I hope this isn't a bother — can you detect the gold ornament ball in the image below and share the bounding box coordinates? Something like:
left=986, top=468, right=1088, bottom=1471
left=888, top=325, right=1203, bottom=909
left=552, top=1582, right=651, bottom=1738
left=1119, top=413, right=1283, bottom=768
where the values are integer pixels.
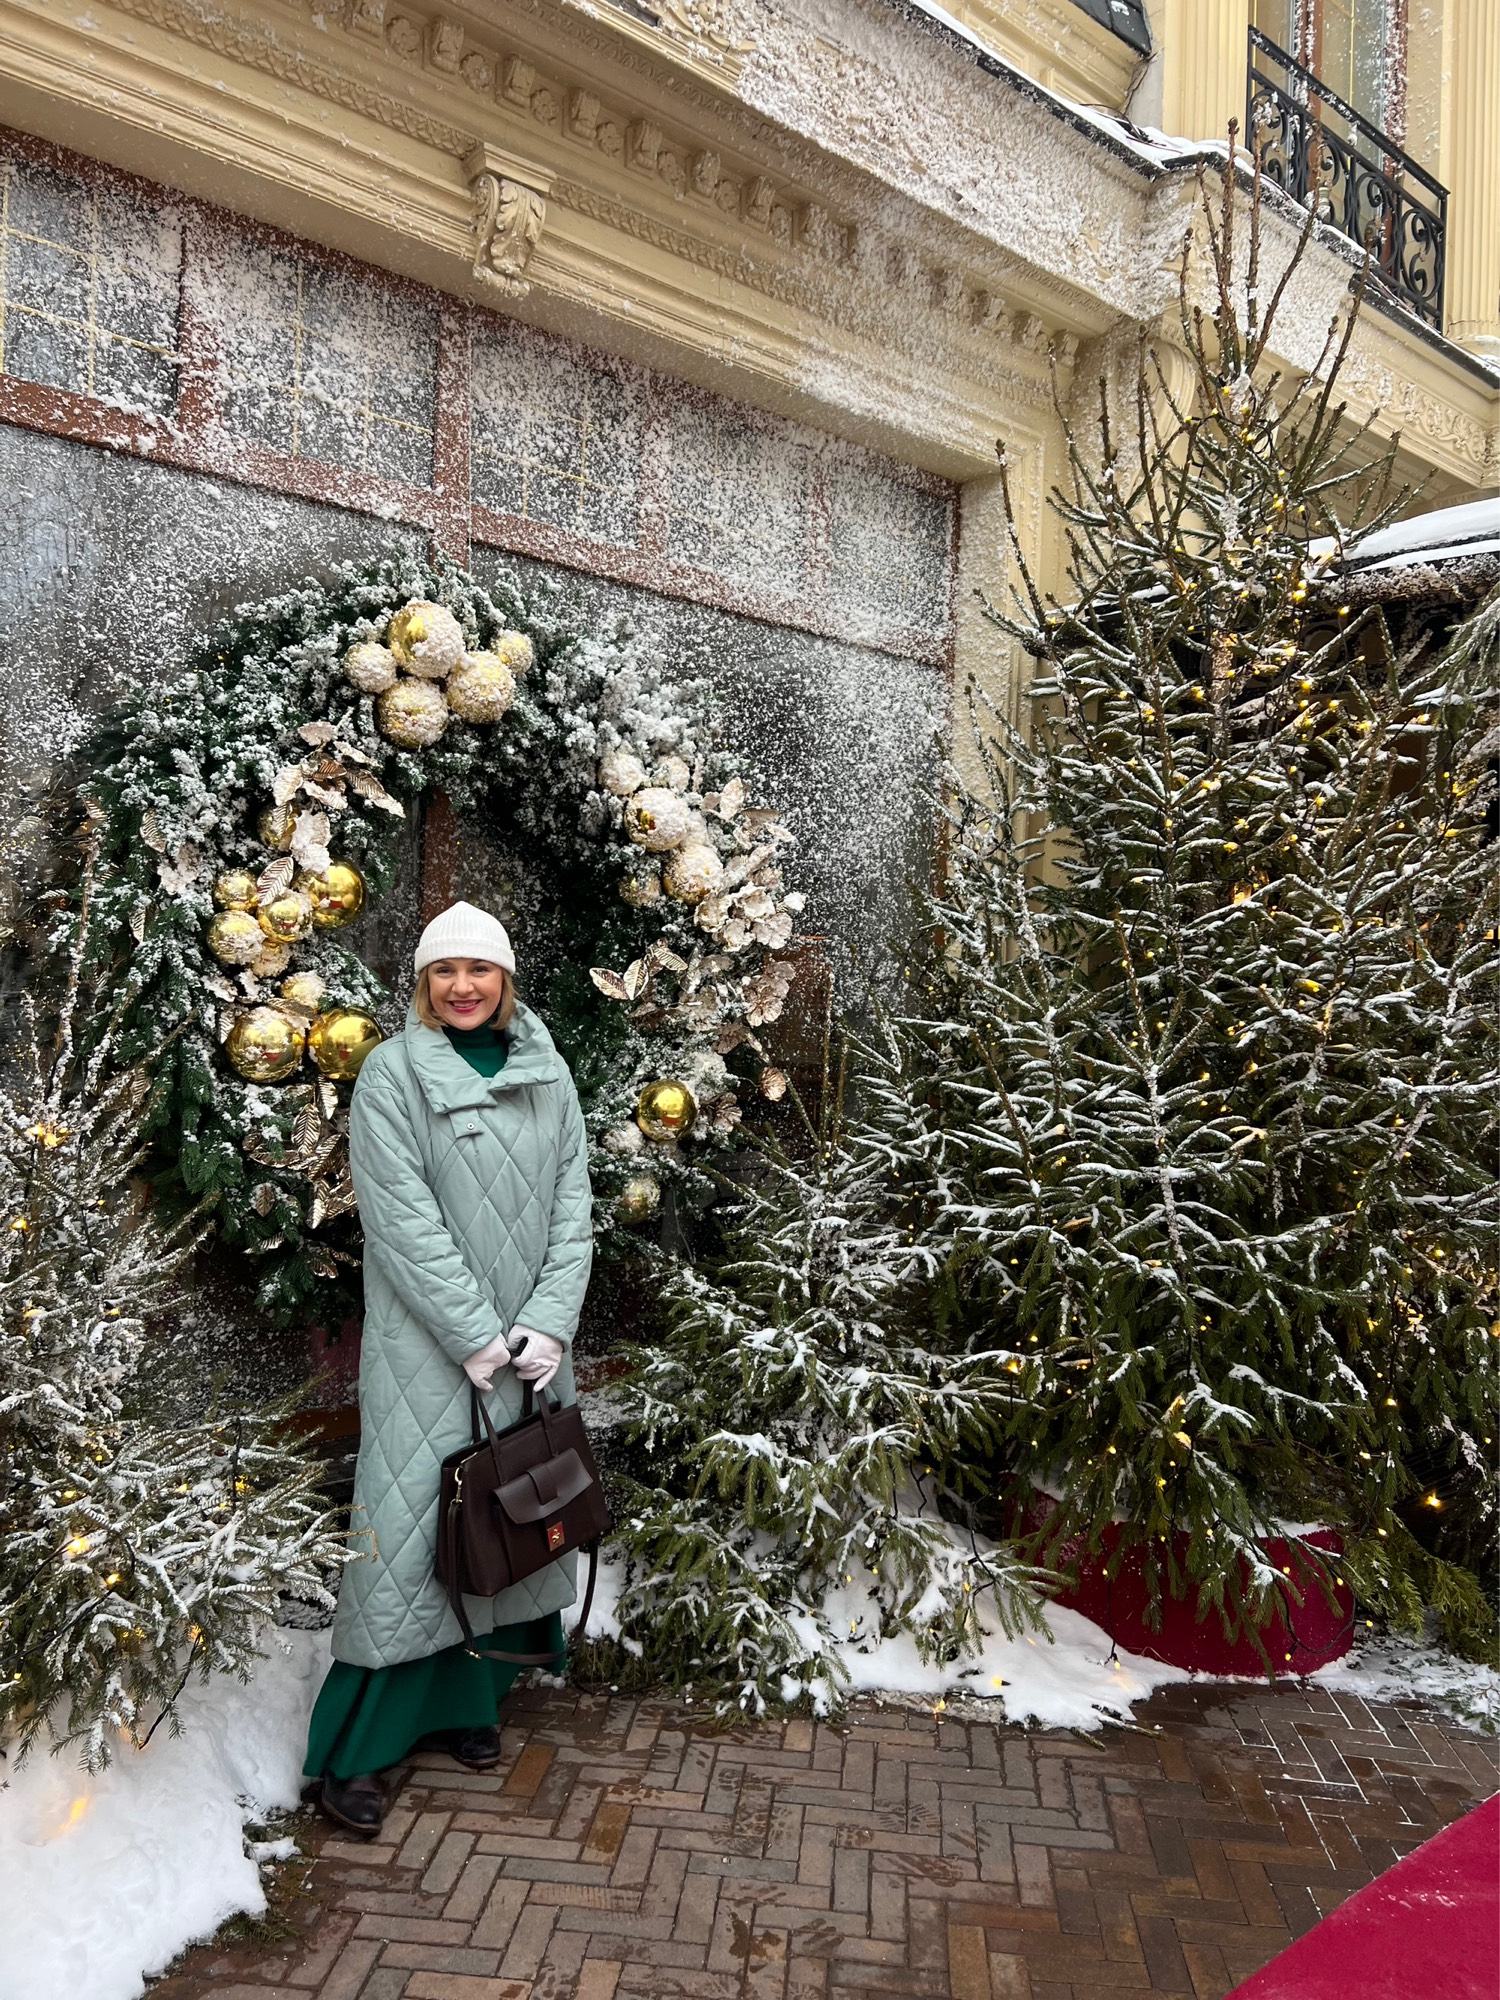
left=616, top=1174, right=661, bottom=1225
left=386, top=599, right=465, bottom=678
left=258, top=804, right=296, bottom=853
left=620, top=869, right=661, bottom=908
left=249, top=937, right=292, bottom=979
left=377, top=678, right=449, bottom=749
left=296, top=859, right=366, bottom=929
left=281, top=971, right=327, bottom=1010
left=206, top=909, right=265, bottom=966
left=490, top=629, right=535, bottom=677
left=309, top=1008, right=384, bottom=1080
left=635, top=1078, right=698, bottom=1142
left=447, top=654, right=517, bottom=724
left=226, top=1006, right=305, bottom=1083
left=342, top=640, right=398, bottom=693
left=625, top=787, right=691, bottom=853
left=663, top=840, right=725, bottom=906
left=257, top=887, right=315, bottom=944
left=213, top=868, right=259, bottom=911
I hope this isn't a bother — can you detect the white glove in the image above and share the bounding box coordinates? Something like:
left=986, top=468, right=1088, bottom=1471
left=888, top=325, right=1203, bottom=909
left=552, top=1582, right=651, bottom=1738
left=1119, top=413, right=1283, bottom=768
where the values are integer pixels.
left=509, top=1328, right=565, bottom=1392
left=462, top=1330, right=512, bottom=1391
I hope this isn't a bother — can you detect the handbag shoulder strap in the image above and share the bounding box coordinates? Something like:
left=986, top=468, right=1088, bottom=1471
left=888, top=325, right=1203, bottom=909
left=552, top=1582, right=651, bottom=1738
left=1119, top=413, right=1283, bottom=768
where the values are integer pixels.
left=447, top=1539, right=601, bottom=1667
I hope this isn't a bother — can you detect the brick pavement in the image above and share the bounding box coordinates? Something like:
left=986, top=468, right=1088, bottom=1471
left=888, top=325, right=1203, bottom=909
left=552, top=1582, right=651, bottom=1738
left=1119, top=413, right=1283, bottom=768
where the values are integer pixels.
left=152, top=1679, right=1497, bottom=2000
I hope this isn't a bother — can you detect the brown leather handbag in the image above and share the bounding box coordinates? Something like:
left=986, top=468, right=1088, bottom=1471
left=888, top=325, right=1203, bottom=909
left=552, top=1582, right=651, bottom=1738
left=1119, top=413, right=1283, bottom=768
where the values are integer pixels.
left=436, top=1383, right=611, bottom=1663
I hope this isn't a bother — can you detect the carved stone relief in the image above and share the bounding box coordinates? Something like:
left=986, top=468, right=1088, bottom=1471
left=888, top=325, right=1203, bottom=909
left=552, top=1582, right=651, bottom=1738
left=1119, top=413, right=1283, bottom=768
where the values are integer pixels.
left=464, top=146, right=554, bottom=300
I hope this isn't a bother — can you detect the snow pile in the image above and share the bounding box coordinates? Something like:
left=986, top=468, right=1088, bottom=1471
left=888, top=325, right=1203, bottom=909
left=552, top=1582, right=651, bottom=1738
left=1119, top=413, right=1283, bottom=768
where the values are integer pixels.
left=0, top=1627, right=330, bottom=2000
left=816, top=1583, right=1190, bottom=1729
left=574, top=1551, right=1188, bottom=1731
left=1317, top=1632, right=1500, bottom=1735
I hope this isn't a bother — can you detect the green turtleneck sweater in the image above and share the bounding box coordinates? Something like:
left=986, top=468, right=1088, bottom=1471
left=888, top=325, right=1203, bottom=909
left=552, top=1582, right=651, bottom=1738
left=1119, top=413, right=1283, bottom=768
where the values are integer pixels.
left=442, top=1021, right=510, bottom=1078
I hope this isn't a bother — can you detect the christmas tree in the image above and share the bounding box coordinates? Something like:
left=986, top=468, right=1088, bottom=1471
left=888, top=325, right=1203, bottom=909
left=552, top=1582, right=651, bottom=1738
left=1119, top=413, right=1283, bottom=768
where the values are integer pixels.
left=613, top=147, right=1497, bottom=1691
left=611, top=1045, right=1045, bottom=1716
left=881, top=149, right=1499, bottom=1651
left=0, top=830, right=345, bottom=1767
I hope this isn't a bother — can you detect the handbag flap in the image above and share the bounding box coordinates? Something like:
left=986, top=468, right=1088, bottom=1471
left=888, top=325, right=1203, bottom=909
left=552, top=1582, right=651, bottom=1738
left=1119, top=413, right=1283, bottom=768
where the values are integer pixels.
left=495, top=1448, right=592, bottom=1523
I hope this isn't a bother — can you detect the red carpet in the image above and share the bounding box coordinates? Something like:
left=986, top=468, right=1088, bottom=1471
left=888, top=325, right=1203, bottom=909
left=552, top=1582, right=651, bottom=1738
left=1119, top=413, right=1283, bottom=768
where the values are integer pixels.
left=1228, top=1790, right=1500, bottom=1999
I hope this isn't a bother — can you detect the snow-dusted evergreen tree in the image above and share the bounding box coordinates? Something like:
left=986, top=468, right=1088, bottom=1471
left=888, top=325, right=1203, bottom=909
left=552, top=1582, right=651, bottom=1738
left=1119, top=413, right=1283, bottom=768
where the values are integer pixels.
left=877, top=150, right=1500, bottom=1650
left=0, top=833, right=345, bottom=1766
left=612, top=1049, right=1045, bottom=1715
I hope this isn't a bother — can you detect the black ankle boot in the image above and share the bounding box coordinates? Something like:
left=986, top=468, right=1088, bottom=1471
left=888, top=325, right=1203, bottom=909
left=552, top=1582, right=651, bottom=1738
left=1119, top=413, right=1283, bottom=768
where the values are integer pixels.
left=320, top=1770, right=386, bottom=1835
left=447, top=1725, right=502, bottom=1771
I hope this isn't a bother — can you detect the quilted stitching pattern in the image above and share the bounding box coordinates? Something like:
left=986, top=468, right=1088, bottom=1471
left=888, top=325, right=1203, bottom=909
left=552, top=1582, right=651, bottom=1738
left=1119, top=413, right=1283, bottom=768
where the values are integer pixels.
left=332, top=1002, right=593, bottom=1670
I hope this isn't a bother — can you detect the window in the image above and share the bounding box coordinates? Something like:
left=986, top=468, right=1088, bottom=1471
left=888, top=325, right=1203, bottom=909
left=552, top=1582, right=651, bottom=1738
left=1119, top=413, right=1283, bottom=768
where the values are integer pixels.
left=1249, top=0, right=1403, bottom=140
left=1068, top=0, right=1151, bottom=58
left=1247, top=3, right=1441, bottom=326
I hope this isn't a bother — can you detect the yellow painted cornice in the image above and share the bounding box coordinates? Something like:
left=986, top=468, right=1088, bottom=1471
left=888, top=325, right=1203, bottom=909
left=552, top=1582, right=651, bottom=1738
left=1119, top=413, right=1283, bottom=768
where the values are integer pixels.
left=0, top=0, right=1490, bottom=490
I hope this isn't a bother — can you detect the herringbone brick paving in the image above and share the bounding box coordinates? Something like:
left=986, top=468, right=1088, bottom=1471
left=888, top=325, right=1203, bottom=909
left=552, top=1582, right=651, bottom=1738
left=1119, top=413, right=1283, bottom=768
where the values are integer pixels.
left=153, top=1678, right=1497, bottom=2000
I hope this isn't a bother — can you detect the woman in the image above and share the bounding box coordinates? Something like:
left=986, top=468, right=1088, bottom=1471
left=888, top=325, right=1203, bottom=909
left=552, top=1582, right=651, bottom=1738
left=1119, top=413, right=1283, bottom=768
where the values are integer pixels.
left=304, top=899, right=593, bottom=1834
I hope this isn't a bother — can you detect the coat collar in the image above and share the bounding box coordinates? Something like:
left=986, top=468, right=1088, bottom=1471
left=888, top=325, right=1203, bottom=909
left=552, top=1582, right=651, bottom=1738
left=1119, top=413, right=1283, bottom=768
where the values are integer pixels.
left=402, top=998, right=561, bottom=1113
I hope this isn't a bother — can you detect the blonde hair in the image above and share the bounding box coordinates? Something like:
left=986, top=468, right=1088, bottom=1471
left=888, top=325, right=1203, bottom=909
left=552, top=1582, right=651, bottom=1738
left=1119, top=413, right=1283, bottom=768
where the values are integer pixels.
left=414, top=964, right=516, bottom=1032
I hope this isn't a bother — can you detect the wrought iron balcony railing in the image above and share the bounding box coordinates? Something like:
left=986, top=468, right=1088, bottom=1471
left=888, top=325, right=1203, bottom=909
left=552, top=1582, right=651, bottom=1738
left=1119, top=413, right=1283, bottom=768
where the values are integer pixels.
left=1246, top=26, right=1448, bottom=329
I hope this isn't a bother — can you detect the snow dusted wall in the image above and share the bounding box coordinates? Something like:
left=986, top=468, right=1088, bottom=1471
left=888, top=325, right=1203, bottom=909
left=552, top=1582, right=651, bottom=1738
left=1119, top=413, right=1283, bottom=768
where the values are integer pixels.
left=474, top=551, right=946, bottom=992
left=0, top=128, right=955, bottom=998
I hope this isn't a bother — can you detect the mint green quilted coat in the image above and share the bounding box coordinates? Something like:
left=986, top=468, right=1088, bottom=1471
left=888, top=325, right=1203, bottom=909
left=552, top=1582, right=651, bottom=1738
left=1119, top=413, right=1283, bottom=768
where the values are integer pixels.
left=333, top=1000, right=594, bottom=1669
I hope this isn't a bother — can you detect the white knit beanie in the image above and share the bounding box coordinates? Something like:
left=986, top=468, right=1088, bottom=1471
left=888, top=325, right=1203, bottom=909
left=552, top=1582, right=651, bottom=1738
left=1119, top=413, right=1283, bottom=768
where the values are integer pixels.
left=413, top=900, right=516, bottom=975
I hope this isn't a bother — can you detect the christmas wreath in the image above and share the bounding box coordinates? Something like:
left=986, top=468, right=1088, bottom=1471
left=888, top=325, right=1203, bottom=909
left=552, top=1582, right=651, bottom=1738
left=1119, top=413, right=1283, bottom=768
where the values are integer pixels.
left=72, top=556, right=807, bottom=1321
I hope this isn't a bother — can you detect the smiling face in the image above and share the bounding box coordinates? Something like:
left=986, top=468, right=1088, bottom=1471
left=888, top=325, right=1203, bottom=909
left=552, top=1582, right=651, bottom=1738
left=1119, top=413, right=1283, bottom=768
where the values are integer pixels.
left=424, top=957, right=508, bottom=1030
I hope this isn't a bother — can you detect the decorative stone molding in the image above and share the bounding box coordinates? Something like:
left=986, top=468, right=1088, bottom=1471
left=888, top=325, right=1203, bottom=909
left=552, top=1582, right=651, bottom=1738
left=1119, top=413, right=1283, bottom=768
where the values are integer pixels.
left=427, top=15, right=463, bottom=74
left=652, top=0, right=756, bottom=70
left=11, top=0, right=1485, bottom=486
left=386, top=15, right=422, bottom=60
left=463, top=144, right=554, bottom=299
left=567, top=89, right=601, bottom=142
left=347, top=0, right=386, bottom=41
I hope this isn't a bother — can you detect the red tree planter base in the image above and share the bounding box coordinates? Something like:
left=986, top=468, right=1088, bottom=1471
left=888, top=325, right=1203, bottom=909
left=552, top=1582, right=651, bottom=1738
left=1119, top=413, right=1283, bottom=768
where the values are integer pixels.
left=1031, top=1496, right=1355, bottom=1677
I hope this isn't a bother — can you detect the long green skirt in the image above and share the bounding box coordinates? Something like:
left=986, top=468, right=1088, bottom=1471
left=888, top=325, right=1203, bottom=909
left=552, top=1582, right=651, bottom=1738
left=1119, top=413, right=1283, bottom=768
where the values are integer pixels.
left=304, top=1612, right=565, bottom=1780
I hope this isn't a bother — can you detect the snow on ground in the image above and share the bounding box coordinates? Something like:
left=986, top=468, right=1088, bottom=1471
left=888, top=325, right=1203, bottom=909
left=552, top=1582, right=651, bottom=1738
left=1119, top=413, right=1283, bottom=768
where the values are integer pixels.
left=824, top=1587, right=1191, bottom=1729
left=4, top=1584, right=1492, bottom=2000
left=0, top=1626, right=331, bottom=2000
left=1315, top=1632, right=1500, bottom=1735
left=574, top=1555, right=1190, bottom=1731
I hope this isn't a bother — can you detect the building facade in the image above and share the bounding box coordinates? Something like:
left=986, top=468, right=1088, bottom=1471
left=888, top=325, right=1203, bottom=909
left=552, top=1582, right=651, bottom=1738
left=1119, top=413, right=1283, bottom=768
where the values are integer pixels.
left=0, top=0, right=1495, bottom=930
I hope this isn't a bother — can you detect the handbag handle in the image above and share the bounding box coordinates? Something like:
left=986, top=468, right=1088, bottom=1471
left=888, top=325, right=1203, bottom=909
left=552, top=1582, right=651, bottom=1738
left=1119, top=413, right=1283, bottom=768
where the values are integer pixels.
left=469, top=1382, right=561, bottom=1459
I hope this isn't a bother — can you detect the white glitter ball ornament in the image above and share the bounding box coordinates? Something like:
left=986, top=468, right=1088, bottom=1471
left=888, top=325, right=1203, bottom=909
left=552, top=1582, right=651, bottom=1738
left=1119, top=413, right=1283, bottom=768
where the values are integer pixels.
left=654, top=754, right=692, bottom=792
left=664, top=840, right=725, bottom=904
left=625, top=786, right=692, bottom=852
left=342, top=641, right=398, bottom=693
left=599, top=747, right=648, bottom=797
left=602, top=1123, right=646, bottom=1157
left=377, top=679, right=450, bottom=748
left=386, top=600, right=465, bottom=679
left=447, top=653, right=517, bottom=723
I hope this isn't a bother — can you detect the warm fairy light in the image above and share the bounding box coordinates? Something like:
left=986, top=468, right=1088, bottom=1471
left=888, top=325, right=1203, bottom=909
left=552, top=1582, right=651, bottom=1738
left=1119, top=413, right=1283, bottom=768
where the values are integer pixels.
left=66, top=1537, right=89, bottom=1556
left=1424, top=1493, right=1443, bottom=1510
left=26, top=1122, right=67, bottom=1147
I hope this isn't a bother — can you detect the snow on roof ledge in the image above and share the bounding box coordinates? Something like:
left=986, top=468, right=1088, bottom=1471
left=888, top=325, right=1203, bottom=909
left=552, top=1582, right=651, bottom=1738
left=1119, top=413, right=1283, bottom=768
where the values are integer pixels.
left=886, top=0, right=1215, bottom=171
left=1341, top=498, right=1500, bottom=571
